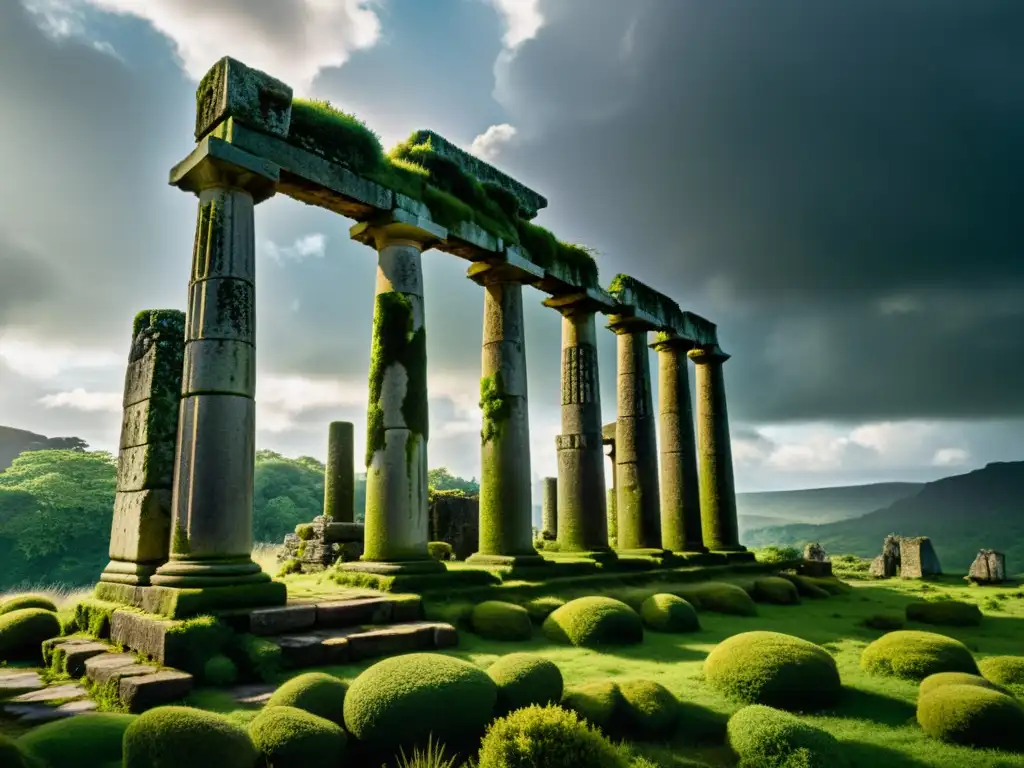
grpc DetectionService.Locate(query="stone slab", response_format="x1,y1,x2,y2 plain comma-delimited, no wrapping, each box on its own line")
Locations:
249,604,317,636
225,683,276,705
109,611,177,665
120,670,194,714
116,442,176,493
58,642,112,678
3,698,98,723
269,621,457,670
11,683,88,704
107,488,173,565
84,653,140,682
195,56,292,141
91,662,158,688
314,597,394,627
0,671,44,698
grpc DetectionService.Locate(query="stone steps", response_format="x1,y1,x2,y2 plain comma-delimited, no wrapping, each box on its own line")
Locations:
272,620,458,670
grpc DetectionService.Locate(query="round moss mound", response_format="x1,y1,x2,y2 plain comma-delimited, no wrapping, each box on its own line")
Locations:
979,655,1024,687
18,712,136,768
247,705,346,768
753,577,801,606
266,672,347,726
203,654,238,687
0,595,57,615
122,706,257,768
428,541,454,561
0,608,62,661
615,679,680,738
487,653,563,715
917,684,1024,751
1,733,37,768
703,631,841,711
639,594,700,633
520,596,565,624
472,601,533,641
781,574,831,599
675,583,758,616
920,672,1009,699
477,704,627,768
561,681,623,730
727,704,846,768
906,600,983,628
861,630,978,681
343,652,497,752
542,597,643,648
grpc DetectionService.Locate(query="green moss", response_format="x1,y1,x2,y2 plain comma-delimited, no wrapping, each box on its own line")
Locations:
247,705,347,768
639,594,700,633
287,99,383,174
403,326,428,442
427,541,455,561
122,706,258,768
861,630,978,680
203,655,238,687
0,608,65,660
561,682,623,730
477,704,626,768
542,597,643,648
607,274,685,327
516,221,598,289
267,672,347,726
726,704,846,768
671,582,758,617
172,523,190,556
779,573,831,599
0,734,36,768
481,181,522,219
471,601,533,642
919,672,1009,699
18,712,137,768
0,595,57,615
917,684,1024,751
480,372,511,444
753,577,801,606
978,655,1024,686
296,541,307,559
144,581,287,619
614,680,680,739
906,600,983,627
487,653,564,716
230,634,281,683
163,616,232,676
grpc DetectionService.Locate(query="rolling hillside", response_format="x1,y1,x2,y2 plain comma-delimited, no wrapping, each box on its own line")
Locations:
742,461,1024,573
0,425,48,472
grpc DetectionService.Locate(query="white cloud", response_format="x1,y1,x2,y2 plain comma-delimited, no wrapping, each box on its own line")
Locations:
489,0,544,49
932,447,970,466
256,374,367,433
38,388,121,412
470,123,518,162
261,233,327,265
0,335,121,380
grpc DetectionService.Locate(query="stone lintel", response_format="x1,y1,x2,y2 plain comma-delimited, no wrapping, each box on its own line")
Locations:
194,56,293,142
170,135,279,203
606,313,658,334
649,331,696,353
542,289,617,316
677,312,719,348
467,246,545,285
688,343,731,364
350,208,447,251
444,220,504,259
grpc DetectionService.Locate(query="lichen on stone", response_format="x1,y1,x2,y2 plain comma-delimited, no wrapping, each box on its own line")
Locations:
480,372,510,443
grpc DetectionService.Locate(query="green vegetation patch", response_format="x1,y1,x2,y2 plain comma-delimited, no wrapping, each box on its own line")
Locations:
542,596,644,648
0,594,57,615
247,705,347,768
294,523,314,541
18,712,136,768
672,582,758,617
480,372,511,444
919,672,1009,699
73,599,120,638
487,653,564,716
267,672,347,726
979,655,1024,687
614,679,680,739
0,607,62,662
477,704,627,768
607,273,685,328
917,684,1024,751
752,577,801,606
287,99,383,174
230,633,282,683
906,600,983,627
639,593,700,633
726,704,846,768
471,601,533,641
779,573,831,599
202,655,238,687
561,681,622,731
428,541,455,561
518,596,566,624
861,630,978,680
122,706,257,768
703,631,842,711
0,735,34,768
164,615,232,677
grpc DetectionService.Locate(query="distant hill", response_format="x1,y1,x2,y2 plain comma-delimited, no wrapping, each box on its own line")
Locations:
742,461,1024,573
737,482,922,533
0,425,48,472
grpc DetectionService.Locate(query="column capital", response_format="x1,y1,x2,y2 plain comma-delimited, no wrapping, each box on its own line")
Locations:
467,245,545,286
650,331,696,353
543,291,612,317
606,313,658,335
350,208,448,251
170,135,279,203
688,344,731,364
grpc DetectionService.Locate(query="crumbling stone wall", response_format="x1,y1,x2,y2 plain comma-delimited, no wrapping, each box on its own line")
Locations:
430,490,479,561
869,535,902,578
900,536,941,578
278,515,364,573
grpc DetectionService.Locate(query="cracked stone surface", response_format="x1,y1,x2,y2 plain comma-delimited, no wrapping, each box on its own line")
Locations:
10,683,88,703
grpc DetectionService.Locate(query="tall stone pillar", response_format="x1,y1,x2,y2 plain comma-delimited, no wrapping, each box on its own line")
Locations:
652,335,706,552
324,421,354,522
541,477,557,540
610,325,663,552
602,423,617,546
343,212,447,574
100,310,185,586
688,344,745,552
152,141,281,599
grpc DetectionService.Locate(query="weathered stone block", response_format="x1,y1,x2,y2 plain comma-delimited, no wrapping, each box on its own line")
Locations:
109,611,176,664
900,537,941,578
186,278,256,343
966,550,1006,584
276,634,329,669
120,395,181,449
346,624,432,661
116,442,176,492
248,605,317,636
434,624,458,649
108,489,172,563
315,598,392,628
429,493,479,560
84,653,140,683
56,642,111,678
91,662,157,688
195,56,292,141
119,670,193,714
181,338,256,397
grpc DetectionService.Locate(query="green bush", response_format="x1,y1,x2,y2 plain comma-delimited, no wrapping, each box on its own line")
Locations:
294,523,314,541
542,597,643,648
753,546,801,565
979,656,1024,687
752,578,801,606
428,541,455,561
232,634,282,683
343,652,497,753
672,583,758,616
779,574,830,599
122,706,258,768
727,704,846,768
267,673,347,726
919,672,1009,699
917,684,1024,750
861,630,978,680
248,705,346,768
0,594,57,615
0,607,62,661
487,653,563,715
471,601,533,641
203,654,238,687
639,594,700,633
861,614,904,631
0,735,34,768
804,576,852,595
17,713,135,768
519,596,565,624
906,600,983,628
477,704,627,768
561,681,622,729
703,631,842,711
615,680,679,739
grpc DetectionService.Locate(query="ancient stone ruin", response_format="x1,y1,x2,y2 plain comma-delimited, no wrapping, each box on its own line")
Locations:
966,550,1006,585
899,536,942,578
429,491,479,561
799,542,832,577
869,535,902,579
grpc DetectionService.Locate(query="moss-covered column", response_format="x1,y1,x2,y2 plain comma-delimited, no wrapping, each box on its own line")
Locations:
541,477,557,540
343,212,446,574
602,423,618,546
688,344,745,552
652,335,707,553
324,421,354,522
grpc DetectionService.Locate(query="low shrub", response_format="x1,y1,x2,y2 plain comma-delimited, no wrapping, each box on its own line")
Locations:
487,653,563,715
542,597,643,648
861,630,978,680
639,594,700,633
18,712,136,768
752,578,801,606
615,680,680,739
0,594,58,615
778,574,830,599
917,684,1024,750
804,576,852,595
919,672,1009,699
0,608,62,661
122,706,257,768
753,546,801,565
672,583,758,616
428,541,455,561
518,596,565,624
471,601,533,641
248,705,346,768
477,704,627,768
561,681,622,730
861,614,904,631
266,672,348,726
203,655,238,687
906,600,983,628
979,656,1024,687
703,631,842,711
727,704,846,768
231,634,282,683
294,523,314,541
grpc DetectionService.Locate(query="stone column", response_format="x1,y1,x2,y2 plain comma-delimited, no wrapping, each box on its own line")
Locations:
602,424,617,546
541,477,558,540
343,212,446,574
324,421,354,522
152,143,281,595
610,325,663,552
100,310,185,586
688,344,745,552
652,335,707,552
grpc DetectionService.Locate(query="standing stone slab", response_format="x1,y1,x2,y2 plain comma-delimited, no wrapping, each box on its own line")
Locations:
195,56,293,141
324,421,355,522
102,310,185,587
966,550,1006,584
900,537,941,578
541,477,557,540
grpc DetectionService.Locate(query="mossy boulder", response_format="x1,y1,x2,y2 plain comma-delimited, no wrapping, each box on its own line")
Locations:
917,684,1024,751
919,672,1010,699
861,630,978,680
615,679,680,739
752,577,801,606
542,597,643,647
266,673,347,726
203,654,238,686
639,594,700,633
703,631,841,711
727,704,846,768
0,735,35,768
428,541,455,561
18,713,136,768
779,574,830,599
477,704,627,768
561,681,622,730
0,595,57,615
487,653,563,715
0,608,62,661
673,583,758,616
122,706,258,768
248,705,346,768
978,656,1024,687
472,601,533,641
906,600,983,628
519,596,565,623
343,652,497,752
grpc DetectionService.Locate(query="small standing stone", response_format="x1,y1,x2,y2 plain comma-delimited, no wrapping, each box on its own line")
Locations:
804,542,828,562
966,550,1006,585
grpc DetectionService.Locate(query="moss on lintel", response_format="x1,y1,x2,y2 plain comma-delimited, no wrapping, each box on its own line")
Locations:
608,273,685,326
286,98,383,174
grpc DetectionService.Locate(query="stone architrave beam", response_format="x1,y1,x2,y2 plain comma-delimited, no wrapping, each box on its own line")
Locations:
324,421,355,522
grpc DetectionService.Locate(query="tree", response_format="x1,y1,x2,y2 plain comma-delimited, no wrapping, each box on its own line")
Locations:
427,467,479,495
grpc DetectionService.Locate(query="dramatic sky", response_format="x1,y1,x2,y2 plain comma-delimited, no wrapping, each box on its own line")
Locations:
1,0,1022,492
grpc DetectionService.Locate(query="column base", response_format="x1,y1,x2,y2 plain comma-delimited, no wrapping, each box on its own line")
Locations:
465,553,548,568
150,556,269,588
337,558,446,576
94,579,287,619
99,560,162,587
548,547,619,565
